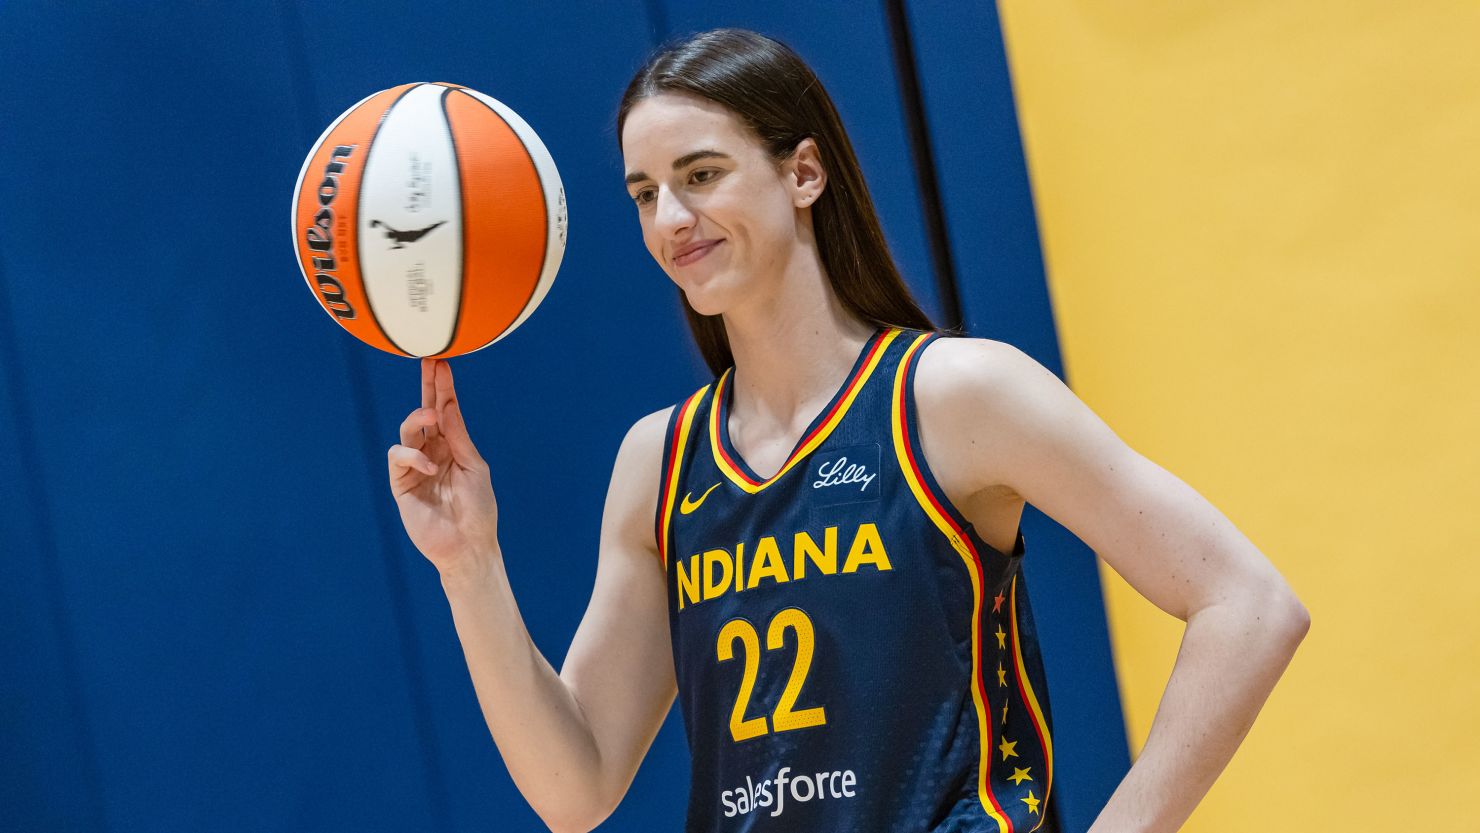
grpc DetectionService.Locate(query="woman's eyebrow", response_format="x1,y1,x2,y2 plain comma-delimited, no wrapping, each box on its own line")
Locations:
625,149,732,185
671,149,730,169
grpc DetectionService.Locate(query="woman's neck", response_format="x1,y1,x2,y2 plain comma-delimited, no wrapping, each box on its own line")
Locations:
721,244,877,439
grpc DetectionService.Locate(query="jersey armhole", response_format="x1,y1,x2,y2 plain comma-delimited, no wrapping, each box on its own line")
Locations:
653,384,710,570
893,331,1026,564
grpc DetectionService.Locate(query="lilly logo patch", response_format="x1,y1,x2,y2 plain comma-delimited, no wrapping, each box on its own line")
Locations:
810,443,881,507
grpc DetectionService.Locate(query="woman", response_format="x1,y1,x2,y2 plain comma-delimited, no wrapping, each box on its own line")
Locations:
386,28,1309,833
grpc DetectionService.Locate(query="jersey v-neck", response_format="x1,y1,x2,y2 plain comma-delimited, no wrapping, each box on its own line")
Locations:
708,326,901,494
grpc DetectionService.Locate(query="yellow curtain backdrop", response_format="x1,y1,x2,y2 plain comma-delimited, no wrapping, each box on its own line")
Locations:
996,2,1480,829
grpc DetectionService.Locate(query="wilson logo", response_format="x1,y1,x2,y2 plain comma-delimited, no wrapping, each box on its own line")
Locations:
303,144,358,320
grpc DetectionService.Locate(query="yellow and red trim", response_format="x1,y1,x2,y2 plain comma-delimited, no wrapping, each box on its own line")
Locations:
656,384,709,570
1009,575,1055,831
709,327,901,494
889,331,1014,830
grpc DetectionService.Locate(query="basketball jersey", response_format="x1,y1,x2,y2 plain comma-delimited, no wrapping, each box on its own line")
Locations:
655,327,1056,832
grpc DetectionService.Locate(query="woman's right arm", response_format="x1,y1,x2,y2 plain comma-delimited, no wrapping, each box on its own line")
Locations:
387,359,677,833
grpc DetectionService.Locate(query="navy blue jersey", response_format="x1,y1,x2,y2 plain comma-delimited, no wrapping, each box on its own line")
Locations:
655,326,1056,833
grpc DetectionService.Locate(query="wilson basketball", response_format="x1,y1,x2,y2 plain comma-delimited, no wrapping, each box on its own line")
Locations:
291,82,567,358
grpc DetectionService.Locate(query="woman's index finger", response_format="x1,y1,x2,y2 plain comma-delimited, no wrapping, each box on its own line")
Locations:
434,358,457,412
421,358,436,410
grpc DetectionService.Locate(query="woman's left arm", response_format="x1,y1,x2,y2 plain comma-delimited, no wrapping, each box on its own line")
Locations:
920,338,1311,833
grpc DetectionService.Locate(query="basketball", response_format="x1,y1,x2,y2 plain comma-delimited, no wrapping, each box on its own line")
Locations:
291,82,567,358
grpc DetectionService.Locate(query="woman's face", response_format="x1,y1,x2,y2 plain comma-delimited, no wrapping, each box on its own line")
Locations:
621,92,823,316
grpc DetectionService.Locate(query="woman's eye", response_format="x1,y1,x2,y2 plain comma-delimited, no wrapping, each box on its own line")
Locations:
691,169,720,185
633,189,656,206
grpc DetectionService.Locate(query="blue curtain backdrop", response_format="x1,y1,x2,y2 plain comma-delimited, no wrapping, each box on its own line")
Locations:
0,2,1127,830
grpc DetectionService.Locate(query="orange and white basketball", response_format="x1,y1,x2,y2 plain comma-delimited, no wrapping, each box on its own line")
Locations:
291,82,566,358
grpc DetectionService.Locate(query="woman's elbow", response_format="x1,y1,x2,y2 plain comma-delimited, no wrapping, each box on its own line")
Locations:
541,808,603,833
1266,581,1311,648
538,783,622,833
1223,571,1309,650
1286,596,1311,642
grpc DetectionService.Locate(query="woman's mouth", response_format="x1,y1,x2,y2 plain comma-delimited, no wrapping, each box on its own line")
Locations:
674,240,722,267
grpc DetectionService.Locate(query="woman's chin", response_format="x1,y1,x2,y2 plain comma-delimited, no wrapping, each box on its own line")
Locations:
678,276,733,317
683,292,727,317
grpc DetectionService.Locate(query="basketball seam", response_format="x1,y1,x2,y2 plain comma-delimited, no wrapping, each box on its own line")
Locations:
355,82,426,358
449,88,549,348
436,85,465,357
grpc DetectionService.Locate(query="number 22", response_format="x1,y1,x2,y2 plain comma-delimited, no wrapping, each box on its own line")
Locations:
715,607,828,742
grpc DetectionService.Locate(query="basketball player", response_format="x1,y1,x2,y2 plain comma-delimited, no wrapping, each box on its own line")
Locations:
386,28,1309,833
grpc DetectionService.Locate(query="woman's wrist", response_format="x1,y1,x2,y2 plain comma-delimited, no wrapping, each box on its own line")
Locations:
438,546,504,597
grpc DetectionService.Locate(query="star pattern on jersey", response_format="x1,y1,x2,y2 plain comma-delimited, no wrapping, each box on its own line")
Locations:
989,575,1046,817
998,736,1018,760
1021,789,1040,815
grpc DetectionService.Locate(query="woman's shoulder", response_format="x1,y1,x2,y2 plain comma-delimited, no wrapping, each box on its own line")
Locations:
627,377,715,440
619,403,682,472
614,379,710,485
912,332,1037,404
910,333,1060,497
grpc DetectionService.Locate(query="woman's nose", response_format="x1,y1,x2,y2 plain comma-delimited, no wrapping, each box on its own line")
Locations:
654,187,695,236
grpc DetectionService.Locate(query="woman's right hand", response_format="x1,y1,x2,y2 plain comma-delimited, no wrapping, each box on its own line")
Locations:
387,358,501,579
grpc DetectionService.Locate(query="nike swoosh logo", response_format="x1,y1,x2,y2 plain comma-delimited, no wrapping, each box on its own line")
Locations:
680,482,722,515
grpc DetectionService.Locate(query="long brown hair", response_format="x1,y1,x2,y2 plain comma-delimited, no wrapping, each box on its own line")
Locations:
617,28,942,376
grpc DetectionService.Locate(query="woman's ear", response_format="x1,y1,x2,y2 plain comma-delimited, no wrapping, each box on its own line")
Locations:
786,137,826,207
